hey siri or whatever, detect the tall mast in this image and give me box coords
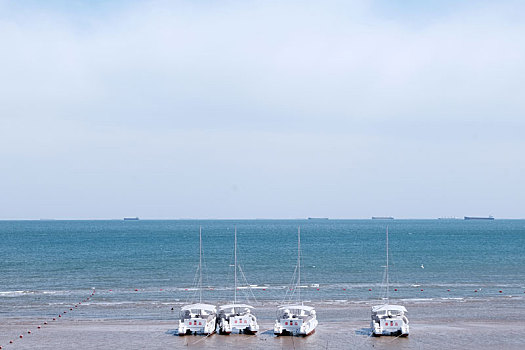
[386,226,389,303]
[234,226,237,304]
[199,225,202,303]
[298,226,301,303]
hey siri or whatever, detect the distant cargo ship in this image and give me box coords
[372,216,394,220]
[307,217,329,220]
[464,216,494,220]
[123,217,140,221]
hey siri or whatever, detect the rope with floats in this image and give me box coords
[0,289,96,349]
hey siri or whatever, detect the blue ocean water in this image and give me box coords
[1,219,524,319]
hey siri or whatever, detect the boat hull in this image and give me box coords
[178,317,216,336]
[371,319,409,337]
[274,317,318,336]
[217,315,259,335]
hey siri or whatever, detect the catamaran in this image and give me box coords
[217,227,259,335]
[370,227,409,337]
[178,227,217,336]
[274,227,318,336]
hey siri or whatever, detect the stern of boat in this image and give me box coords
[178,320,188,336]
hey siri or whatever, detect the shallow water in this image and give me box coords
[0,219,524,320]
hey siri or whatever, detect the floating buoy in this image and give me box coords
[44,322,47,325]
[368,289,372,291]
[19,335,23,339]
[135,289,138,292]
[70,308,73,311]
[343,288,346,291]
[160,289,163,291]
[262,288,266,291]
[316,288,319,291]
[499,290,503,293]
[58,315,61,318]
[420,289,424,291]
[37,326,41,329]
[447,289,450,292]
[394,289,397,291]
[75,305,78,308]
[52,318,56,321]
[9,340,13,344]
[27,331,31,334]
[474,290,478,292]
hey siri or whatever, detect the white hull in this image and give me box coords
[218,313,259,334]
[370,311,409,337]
[274,316,318,336]
[178,317,216,335]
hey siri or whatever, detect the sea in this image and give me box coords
[1,219,524,320]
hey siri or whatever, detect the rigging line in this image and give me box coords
[238,265,258,304]
[282,265,298,303]
[192,331,214,345]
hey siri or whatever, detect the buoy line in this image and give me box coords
[0,289,96,349]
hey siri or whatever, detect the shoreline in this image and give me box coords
[1,298,524,349]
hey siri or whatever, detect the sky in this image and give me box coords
[1,0,524,219]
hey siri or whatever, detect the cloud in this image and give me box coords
[1,1,524,218]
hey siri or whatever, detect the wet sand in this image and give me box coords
[1,298,524,349]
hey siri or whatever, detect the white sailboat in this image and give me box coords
[274,227,318,336]
[370,226,409,337]
[217,227,259,335]
[178,226,217,336]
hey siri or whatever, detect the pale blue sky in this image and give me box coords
[1,0,524,219]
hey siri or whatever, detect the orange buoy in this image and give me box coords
[316,288,319,291]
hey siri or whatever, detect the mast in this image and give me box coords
[298,226,301,304]
[386,226,389,303]
[199,225,202,303]
[234,226,237,304]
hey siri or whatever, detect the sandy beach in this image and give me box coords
[1,298,524,349]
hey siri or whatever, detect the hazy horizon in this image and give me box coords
[1,0,524,220]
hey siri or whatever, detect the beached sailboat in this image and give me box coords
[370,227,409,337]
[217,227,259,335]
[178,227,217,335]
[274,227,318,336]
